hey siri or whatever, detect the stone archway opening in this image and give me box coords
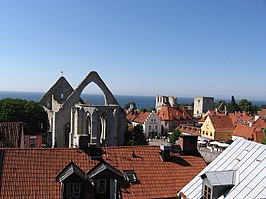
[98,113,106,145]
[80,82,105,106]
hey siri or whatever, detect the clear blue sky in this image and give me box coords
[0,0,265,100]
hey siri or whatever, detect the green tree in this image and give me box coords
[169,129,180,144]
[123,124,148,146]
[261,129,266,145]
[238,99,256,114]
[0,98,47,134]
[260,105,266,109]
[228,96,239,113]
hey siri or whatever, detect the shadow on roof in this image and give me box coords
[171,156,191,166]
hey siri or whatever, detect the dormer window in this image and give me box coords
[124,170,137,183]
[201,170,239,199]
[66,182,81,199]
[203,185,211,199]
[56,162,89,199]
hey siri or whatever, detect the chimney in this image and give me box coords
[178,133,198,155]
[88,143,102,160]
[224,105,227,115]
[78,135,90,148]
[160,145,171,162]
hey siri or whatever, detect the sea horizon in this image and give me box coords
[0,90,266,109]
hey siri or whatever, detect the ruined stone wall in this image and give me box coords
[42,71,126,148]
[70,105,126,147]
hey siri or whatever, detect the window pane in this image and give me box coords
[96,179,106,194]
[66,183,81,199]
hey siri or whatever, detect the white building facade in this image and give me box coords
[132,111,162,138]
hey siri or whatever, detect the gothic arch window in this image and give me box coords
[64,122,70,147]
[98,112,107,145]
[87,113,92,135]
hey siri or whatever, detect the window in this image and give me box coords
[155,126,158,130]
[0,132,4,139]
[210,132,213,136]
[29,137,36,148]
[203,185,211,199]
[96,179,106,194]
[149,126,151,130]
[124,170,137,183]
[61,93,64,99]
[66,183,81,199]
[206,132,208,136]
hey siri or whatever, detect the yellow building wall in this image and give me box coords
[200,116,233,141]
[200,116,215,140]
[214,131,233,141]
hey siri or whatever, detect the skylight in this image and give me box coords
[124,170,137,183]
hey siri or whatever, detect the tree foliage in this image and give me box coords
[238,99,257,114]
[123,124,148,146]
[261,129,266,145]
[169,129,180,144]
[228,96,239,113]
[0,98,47,134]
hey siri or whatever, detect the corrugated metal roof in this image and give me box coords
[179,138,266,199]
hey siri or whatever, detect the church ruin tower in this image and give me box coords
[40,71,126,148]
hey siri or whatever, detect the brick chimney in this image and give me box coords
[178,133,198,155]
[160,145,171,161]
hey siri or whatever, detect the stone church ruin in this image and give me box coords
[40,71,126,148]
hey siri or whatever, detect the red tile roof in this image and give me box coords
[0,146,206,198]
[228,113,254,126]
[126,112,139,122]
[258,109,266,118]
[209,115,235,131]
[157,106,193,121]
[0,122,23,148]
[132,112,150,124]
[233,118,266,143]
[178,124,201,136]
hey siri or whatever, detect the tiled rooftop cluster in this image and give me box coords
[0,145,206,198]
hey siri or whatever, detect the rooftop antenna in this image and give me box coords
[61,71,64,77]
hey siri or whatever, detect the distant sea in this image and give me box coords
[0,91,265,109]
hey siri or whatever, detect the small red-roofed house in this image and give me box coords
[201,115,235,141]
[157,106,193,135]
[131,111,162,138]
